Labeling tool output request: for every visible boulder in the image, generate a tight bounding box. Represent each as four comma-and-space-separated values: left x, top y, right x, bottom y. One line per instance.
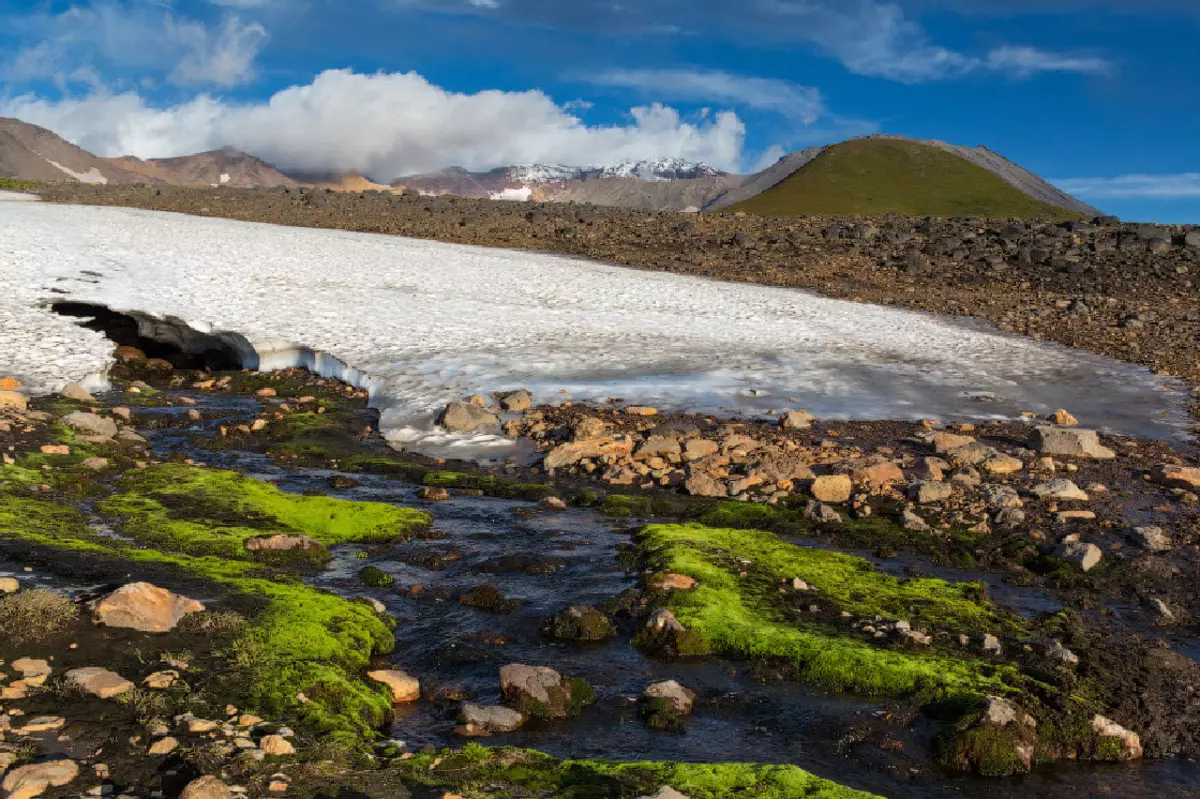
682, 439, 719, 461
779, 410, 814, 430
259, 734, 296, 756
810, 475, 852, 503
0, 391, 28, 412
641, 680, 696, 731
684, 472, 728, 498
851, 462, 905, 489
60, 411, 118, 439
1050, 409, 1079, 426
1127, 526, 1172, 553
543, 605, 616, 642
636, 436, 682, 459
179, 775, 234, 799
367, 669, 420, 703
1028, 427, 1115, 460
544, 436, 636, 471
244, 534, 320, 552
456, 703, 524, 735
1092, 715, 1143, 760
652, 573, 697, 591
927, 432, 976, 454
1152, 464, 1200, 491
90, 582, 204, 632
981, 452, 1024, 475
439, 401, 500, 433
1057, 541, 1103, 572
61, 383, 94, 402
910, 481, 953, 504
1, 760, 79, 799
496, 389, 533, 412
638, 790, 691, 799
65, 667, 134, 699
634, 609, 709, 658
498, 663, 595, 719
803, 500, 842, 524
1030, 479, 1089, 501
0, 577, 19, 594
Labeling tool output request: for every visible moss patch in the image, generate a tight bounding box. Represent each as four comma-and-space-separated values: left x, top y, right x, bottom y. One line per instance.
636, 523, 1021, 701
392, 745, 883, 798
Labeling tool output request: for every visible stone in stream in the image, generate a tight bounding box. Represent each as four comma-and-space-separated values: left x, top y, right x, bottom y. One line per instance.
1056, 541, 1103, 572
779, 410, 815, 430
1092, 715, 1143, 760
90, 582, 204, 632
1028, 427, 1116, 460
543, 605, 616, 642
498, 664, 595, 719
61, 383, 94, 402
0, 576, 19, 593
634, 609, 709, 659
1030, 479, 1089, 501
60, 411, 118, 439
947, 696, 1037, 775
65, 667, 134, 699
1, 760, 79, 799
245, 534, 321, 552
641, 680, 697, 732
438, 401, 500, 433
1152, 464, 1200, 491
456, 703, 525, 735
496, 389, 533, 412
367, 669, 420, 703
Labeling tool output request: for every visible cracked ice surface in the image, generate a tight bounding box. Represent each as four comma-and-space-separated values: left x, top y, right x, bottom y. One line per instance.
0, 194, 1189, 458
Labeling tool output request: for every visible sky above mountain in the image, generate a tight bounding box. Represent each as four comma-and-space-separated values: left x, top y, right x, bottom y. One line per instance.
1, 0, 1197, 222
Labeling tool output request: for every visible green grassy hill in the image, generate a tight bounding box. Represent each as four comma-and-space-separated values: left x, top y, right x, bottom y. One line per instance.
725, 138, 1080, 220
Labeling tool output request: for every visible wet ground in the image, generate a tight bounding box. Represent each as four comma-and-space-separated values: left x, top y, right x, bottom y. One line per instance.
130, 390, 1200, 799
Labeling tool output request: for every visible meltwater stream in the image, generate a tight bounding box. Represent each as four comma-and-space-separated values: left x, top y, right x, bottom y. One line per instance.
1, 195, 1192, 465
134, 393, 1200, 799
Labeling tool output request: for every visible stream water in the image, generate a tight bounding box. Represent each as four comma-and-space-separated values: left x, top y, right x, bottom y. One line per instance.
128, 393, 1200, 799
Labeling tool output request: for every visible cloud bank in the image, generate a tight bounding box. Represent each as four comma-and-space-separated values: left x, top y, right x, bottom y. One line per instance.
1054, 173, 1200, 199
2, 69, 750, 179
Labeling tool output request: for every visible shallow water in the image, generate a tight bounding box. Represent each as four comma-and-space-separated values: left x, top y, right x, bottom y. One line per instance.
2, 197, 1191, 463
126, 396, 1200, 799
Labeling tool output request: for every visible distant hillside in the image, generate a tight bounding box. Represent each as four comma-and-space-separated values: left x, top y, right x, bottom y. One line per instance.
0, 117, 147, 185
724, 138, 1084, 220
108, 147, 297, 189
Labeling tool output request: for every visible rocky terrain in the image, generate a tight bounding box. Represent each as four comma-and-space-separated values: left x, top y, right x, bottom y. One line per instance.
106, 148, 298, 190
33, 183, 1200, 398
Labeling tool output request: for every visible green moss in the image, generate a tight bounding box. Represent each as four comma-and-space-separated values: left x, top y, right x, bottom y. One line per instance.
99, 463, 427, 560
392, 746, 883, 798
636, 523, 1020, 701
0, 178, 39, 191
0, 487, 398, 742
358, 565, 394, 588
542, 606, 617, 642
725, 138, 1081, 220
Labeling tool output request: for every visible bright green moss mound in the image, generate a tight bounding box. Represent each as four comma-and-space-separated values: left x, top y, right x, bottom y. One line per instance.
639, 523, 1019, 700
726, 139, 1080, 220
0, 489, 396, 742
395, 745, 882, 799
100, 463, 428, 560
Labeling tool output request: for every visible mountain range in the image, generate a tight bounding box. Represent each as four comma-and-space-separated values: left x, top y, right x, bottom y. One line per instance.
0, 117, 1102, 219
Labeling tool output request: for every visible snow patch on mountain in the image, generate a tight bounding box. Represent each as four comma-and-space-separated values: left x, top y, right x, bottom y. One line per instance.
507, 159, 723, 184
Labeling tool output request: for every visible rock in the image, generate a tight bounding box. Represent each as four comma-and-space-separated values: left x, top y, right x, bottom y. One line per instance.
1030, 479, 1089, 501
438, 401, 500, 433
39, 444, 70, 455
114, 345, 147, 362
981, 452, 1023, 475
259, 735, 296, 756
746, 451, 814, 484
12, 658, 52, 678
1050, 409, 1079, 426
927, 431, 976, 453
0, 577, 19, 593
1057, 541, 1103, 572
779, 410, 814, 430
684, 472, 727, 498
1127, 526, 1172, 552
637, 790, 691, 799
420, 486, 451, 501
496, 389, 533, 412
544, 436, 636, 471
1152, 464, 1200, 491
90, 582, 204, 632
682, 439, 719, 461
994, 508, 1027, 529
61, 411, 118, 439
0, 376, 21, 390
499, 663, 594, 719
143, 670, 180, 690
179, 775, 234, 799
80, 457, 109, 470
1028, 427, 1115, 460
901, 509, 932, 532
810, 475, 852, 503
982, 634, 1002, 655
910, 481, 953, 504
65, 667, 134, 699
944, 442, 996, 468
245, 534, 320, 552
456, 703, 524, 735
852, 462, 905, 489
61, 383, 94, 402
543, 605, 616, 642
571, 416, 610, 441
1, 760, 79, 799
982, 696, 1033, 728
983, 484, 1023, 510
636, 436, 682, 459
1034, 638, 1079, 666
368, 669, 420, 703
148, 737, 178, 755
803, 500, 842, 524
635, 609, 708, 658
540, 496, 568, 511
1057, 510, 1096, 522
652, 573, 697, 591
1092, 715, 1143, 760
641, 680, 696, 731
0, 391, 28, 412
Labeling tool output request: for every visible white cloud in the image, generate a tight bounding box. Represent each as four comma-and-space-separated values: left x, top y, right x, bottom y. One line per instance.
984, 46, 1112, 77
585, 69, 825, 123
1053, 174, 1200, 200
168, 15, 268, 87
1, 69, 749, 179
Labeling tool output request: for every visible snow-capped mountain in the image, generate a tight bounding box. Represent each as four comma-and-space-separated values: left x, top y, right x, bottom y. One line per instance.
507, 159, 724, 184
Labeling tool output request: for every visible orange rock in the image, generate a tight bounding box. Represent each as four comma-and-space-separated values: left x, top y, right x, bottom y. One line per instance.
654, 573, 698, 591
0, 376, 22, 390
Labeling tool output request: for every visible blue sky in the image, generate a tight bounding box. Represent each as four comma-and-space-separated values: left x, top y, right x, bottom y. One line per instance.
1, 0, 1197, 222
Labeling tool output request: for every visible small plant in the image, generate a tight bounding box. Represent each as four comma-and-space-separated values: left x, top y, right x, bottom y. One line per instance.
180, 610, 247, 635
0, 588, 78, 643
